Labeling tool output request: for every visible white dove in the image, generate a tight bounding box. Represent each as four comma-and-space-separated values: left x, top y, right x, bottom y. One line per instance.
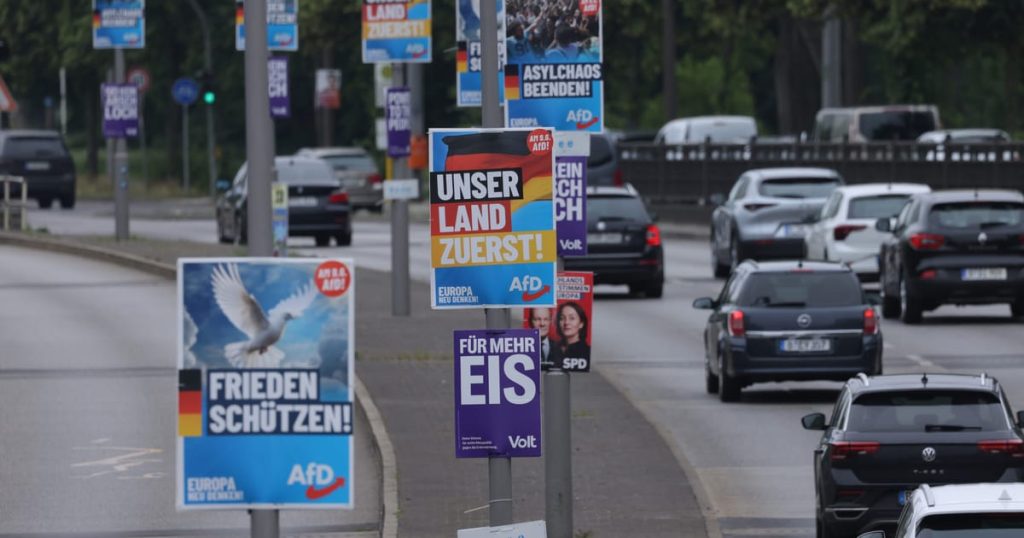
211, 264, 318, 368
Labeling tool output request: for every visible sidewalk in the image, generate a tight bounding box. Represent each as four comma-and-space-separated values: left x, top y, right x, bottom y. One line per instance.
2, 231, 709, 537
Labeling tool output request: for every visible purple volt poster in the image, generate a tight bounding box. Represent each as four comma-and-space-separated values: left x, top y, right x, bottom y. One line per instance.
454, 329, 541, 458
386, 87, 411, 158
268, 57, 290, 118
101, 83, 139, 139
555, 155, 587, 256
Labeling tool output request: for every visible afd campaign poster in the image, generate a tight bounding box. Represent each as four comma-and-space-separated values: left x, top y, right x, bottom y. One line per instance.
454, 329, 542, 458
177, 258, 355, 509
522, 271, 593, 372
362, 0, 432, 63
235, 0, 299, 52
92, 0, 145, 49
455, 0, 505, 107
504, 0, 603, 131
429, 128, 556, 309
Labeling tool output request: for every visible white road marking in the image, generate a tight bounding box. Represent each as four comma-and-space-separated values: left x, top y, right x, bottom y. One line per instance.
71, 445, 163, 479
905, 354, 946, 372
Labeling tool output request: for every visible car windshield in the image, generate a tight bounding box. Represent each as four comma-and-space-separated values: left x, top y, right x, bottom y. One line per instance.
917, 513, 1024, 537
758, 178, 840, 199
849, 390, 1008, 432
929, 202, 1024, 229
321, 154, 377, 172
859, 111, 937, 141
5, 137, 65, 158
587, 195, 651, 224
737, 272, 862, 307
276, 161, 336, 184
848, 194, 912, 219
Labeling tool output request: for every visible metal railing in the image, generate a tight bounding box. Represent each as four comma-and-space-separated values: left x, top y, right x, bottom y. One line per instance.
619, 140, 1024, 204
1, 175, 28, 231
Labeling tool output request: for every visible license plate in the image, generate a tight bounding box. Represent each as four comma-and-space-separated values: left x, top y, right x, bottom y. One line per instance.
779, 338, 832, 353
775, 224, 807, 238
288, 196, 318, 207
588, 232, 623, 244
25, 161, 50, 171
962, 268, 1007, 281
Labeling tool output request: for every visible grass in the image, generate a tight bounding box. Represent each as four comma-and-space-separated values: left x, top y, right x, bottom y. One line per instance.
69, 145, 229, 200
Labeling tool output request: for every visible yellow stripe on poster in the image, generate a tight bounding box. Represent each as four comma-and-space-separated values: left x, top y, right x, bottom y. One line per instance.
432, 230, 557, 268
179, 414, 202, 437
510, 176, 552, 213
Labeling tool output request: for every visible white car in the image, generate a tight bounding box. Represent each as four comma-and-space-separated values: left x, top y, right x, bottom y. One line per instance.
805, 183, 931, 281
857, 483, 1024, 538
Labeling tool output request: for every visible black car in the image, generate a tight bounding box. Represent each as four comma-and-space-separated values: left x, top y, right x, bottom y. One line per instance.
802, 373, 1024, 537
216, 157, 352, 247
0, 130, 76, 208
877, 189, 1024, 323
563, 185, 664, 298
693, 260, 882, 402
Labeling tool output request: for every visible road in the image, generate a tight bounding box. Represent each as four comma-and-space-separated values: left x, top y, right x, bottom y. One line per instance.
0, 242, 379, 536
25, 201, 1024, 537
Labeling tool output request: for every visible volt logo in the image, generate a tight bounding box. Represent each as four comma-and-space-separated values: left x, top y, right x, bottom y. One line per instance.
509, 276, 549, 301
566, 109, 599, 130
288, 463, 345, 500
508, 435, 537, 449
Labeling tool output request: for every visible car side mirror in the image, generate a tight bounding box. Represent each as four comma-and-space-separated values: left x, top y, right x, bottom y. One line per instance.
1017, 410, 1024, 428
801, 412, 827, 431
875, 217, 893, 233
692, 297, 717, 310
857, 532, 885, 538
708, 193, 726, 207
215, 179, 231, 193
865, 293, 881, 306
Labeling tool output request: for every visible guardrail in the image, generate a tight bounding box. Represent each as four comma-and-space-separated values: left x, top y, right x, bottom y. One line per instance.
1, 175, 28, 231
619, 141, 1024, 204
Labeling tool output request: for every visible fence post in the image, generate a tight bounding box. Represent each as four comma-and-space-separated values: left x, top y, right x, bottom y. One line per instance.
701, 136, 710, 204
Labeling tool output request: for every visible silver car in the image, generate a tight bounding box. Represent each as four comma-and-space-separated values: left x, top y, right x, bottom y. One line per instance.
296, 147, 383, 212
709, 167, 844, 277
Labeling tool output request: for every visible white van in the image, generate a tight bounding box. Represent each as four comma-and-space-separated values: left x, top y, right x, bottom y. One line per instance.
654, 115, 757, 145
812, 105, 941, 142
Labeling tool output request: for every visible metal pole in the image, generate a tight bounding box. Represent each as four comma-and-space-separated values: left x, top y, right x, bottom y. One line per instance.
821, 5, 842, 108
182, 105, 190, 193
250, 509, 278, 538
661, 0, 677, 120
139, 94, 148, 187
544, 369, 572, 537
244, 0, 275, 260
186, 0, 217, 197
59, 67, 68, 137
114, 49, 129, 241
391, 63, 411, 317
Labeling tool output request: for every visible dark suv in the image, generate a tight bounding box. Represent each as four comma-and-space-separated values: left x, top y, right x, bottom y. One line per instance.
877, 189, 1024, 323
803, 373, 1024, 538
0, 130, 76, 208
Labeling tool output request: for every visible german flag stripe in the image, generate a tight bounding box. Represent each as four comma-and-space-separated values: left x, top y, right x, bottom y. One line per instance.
178, 414, 202, 437
179, 391, 202, 414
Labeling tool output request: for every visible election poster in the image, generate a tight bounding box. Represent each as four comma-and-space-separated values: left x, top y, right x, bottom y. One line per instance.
554, 132, 589, 256
92, 0, 145, 49
268, 57, 290, 118
315, 69, 342, 110
454, 329, 542, 458
504, 0, 603, 131
455, 0, 505, 107
522, 271, 593, 372
235, 0, 299, 52
362, 0, 432, 63
271, 183, 288, 257
385, 87, 411, 158
101, 83, 139, 139
177, 258, 355, 509
429, 128, 556, 309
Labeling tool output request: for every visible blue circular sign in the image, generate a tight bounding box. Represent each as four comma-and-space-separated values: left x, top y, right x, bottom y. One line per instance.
172, 77, 199, 106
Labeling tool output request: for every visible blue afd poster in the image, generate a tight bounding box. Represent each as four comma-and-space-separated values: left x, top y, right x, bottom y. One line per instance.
92, 0, 145, 49
362, 0, 432, 63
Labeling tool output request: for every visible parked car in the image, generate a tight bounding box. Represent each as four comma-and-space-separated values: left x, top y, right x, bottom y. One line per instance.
693, 260, 882, 402
805, 373, 1024, 538
877, 189, 1024, 323
857, 483, 1024, 538
654, 115, 757, 145
295, 147, 382, 212
587, 132, 624, 187
812, 105, 941, 142
917, 129, 1011, 144
0, 130, 76, 208
563, 185, 664, 298
216, 156, 352, 247
917, 129, 1016, 162
805, 183, 931, 282
710, 167, 844, 277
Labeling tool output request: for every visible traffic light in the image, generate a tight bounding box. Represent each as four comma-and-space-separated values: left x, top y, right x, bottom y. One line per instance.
199, 71, 215, 105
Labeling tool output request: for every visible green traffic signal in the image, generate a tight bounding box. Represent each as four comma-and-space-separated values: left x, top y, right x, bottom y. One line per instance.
203, 90, 215, 105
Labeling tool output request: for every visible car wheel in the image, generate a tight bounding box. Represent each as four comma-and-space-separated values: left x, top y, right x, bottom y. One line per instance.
729, 236, 744, 272
645, 278, 664, 299
1012, 301, 1024, 319
718, 353, 740, 402
60, 192, 75, 209
899, 274, 923, 324
874, 352, 884, 376
37, 197, 53, 209
234, 215, 248, 246
217, 220, 231, 244
711, 237, 730, 278
336, 229, 352, 246
880, 283, 901, 319
815, 492, 829, 538
705, 349, 719, 394
315, 234, 331, 247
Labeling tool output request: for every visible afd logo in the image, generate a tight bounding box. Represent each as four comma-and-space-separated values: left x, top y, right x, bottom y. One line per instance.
287, 462, 345, 500
566, 109, 599, 130
406, 43, 428, 59
509, 275, 550, 302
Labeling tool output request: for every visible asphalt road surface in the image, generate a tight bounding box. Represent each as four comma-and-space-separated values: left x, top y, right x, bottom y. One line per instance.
25, 201, 1024, 538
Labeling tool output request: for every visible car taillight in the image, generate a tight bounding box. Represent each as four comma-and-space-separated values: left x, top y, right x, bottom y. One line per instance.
328, 190, 349, 204
368, 173, 382, 185
728, 310, 745, 337
919, 269, 937, 280
613, 168, 624, 186
645, 224, 661, 247
909, 233, 945, 250
863, 308, 878, 335
834, 224, 867, 241
830, 441, 880, 461
978, 439, 1024, 457
744, 203, 776, 212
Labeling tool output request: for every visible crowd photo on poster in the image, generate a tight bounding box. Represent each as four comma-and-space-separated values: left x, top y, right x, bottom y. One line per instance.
505, 0, 600, 63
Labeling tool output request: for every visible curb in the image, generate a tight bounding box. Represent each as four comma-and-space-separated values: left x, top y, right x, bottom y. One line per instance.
0, 231, 400, 538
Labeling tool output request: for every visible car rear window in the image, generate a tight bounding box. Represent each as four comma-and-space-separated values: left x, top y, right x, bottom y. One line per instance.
588, 135, 614, 167
736, 271, 862, 307
848, 390, 1008, 433
848, 194, 911, 219
917, 513, 1024, 536
859, 111, 937, 141
689, 121, 756, 142
321, 154, 377, 172
586, 195, 651, 224
929, 202, 1024, 229
758, 178, 840, 199
276, 161, 336, 184
4, 137, 66, 158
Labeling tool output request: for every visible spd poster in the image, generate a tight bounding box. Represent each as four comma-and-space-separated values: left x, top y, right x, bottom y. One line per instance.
362, 0, 432, 63
429, 128, 556, 309
455, 0, 505, 107
177, 258, 355, 509
522, 271, 593, 372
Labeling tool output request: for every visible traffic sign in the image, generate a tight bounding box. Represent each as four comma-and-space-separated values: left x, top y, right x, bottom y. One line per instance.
172, 77, 199, 106
127, 67, 151, 93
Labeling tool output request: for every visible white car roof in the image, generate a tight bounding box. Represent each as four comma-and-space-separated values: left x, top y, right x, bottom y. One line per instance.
662, 115, 755, 128
296, 147, 370, 157
916, 483, 1024, 515
744, 167, 842, 180
917, 129, 1010, 142
833, 183, 931, 197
